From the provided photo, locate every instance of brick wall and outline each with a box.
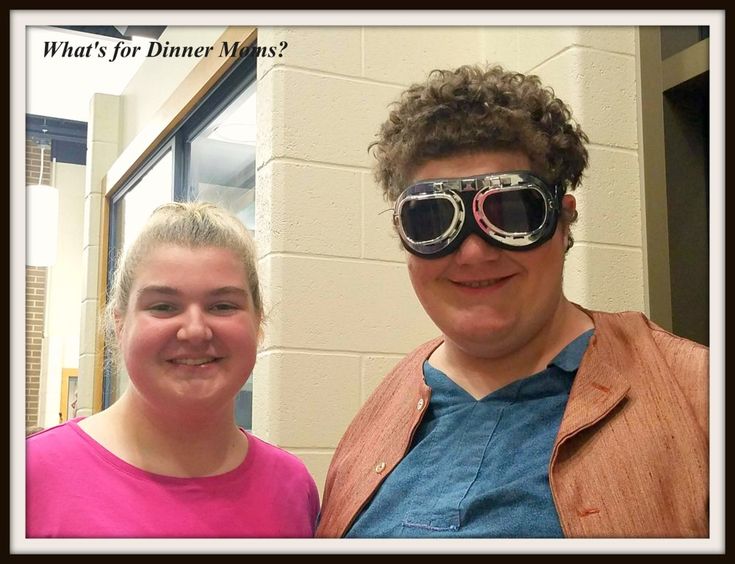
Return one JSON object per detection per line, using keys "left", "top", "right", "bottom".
{"left": 25, "top": 268, "right": 47, "bottom": 430}
{"left": 26, "top": 138, "right": 51, "bottom": 431}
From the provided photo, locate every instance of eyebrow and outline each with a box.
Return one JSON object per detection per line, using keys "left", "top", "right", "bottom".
{"left": 136, "top": 285, "right": 250, "bottom": 298}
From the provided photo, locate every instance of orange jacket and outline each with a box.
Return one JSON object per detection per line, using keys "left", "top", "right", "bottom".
{"left": 316, "top": 309, "right": 709, "bottom": 538}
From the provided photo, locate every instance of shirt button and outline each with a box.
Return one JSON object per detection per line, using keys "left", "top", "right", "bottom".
{"left": 374, "top": 461, "right": 386, "bottom": 474}
{"left": 416, "top": 398, "right": 425, "bottom": 411}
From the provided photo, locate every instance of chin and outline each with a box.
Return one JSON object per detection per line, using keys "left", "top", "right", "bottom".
{"left": 450, "top": 311, "right": 515, "bottom": 333}
{"left": 444, "top": 322, "right": 513, "bottom": 348}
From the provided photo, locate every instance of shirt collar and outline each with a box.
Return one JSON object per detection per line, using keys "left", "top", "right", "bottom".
{"left": 548, "top": 329, "right": 595, "bottom": 373}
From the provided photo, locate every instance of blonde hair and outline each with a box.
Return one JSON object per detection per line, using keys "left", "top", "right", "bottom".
{"left": 104, "top": 201, "right": 263, "bottom": 366}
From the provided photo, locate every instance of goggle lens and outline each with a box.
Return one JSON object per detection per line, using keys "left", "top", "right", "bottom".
{"left": 480, "top": 189, "right": 546, "bottom": 234}
{"left": 400, "top": 197, "right": 457, "bottom": 243}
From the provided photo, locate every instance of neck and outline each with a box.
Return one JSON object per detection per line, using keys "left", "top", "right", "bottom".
{"left": 79, "top": 391, "right": 247, "bottom": 478}
{"left": 430, "top": 297, "right": 593, "bottom": 399}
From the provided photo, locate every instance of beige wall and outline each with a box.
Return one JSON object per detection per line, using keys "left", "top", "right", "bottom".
{"left": 40, "top": 162, "right": 85, "bottom": 428}
{"left": 254, "top": 26, "right": 644, "bottom": 495}
{"left": 77, "top": 26, "right": 645, "bottom": 496}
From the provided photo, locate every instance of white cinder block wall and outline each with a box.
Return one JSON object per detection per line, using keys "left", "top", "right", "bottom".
{"left": 254, "top": 26, "right": 644, "bottom": 496}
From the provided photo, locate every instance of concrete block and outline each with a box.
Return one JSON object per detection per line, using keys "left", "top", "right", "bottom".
{"left": 258, "top": 254, "right": 437, "bottom": 353}
{"left": 254, "top": 164, "right": 274, "bottom": 257}
{"left": 262, "top": 162, "right": 362, "bottom": 257}
{"left": 481, "top": 27, "right": 522, "bottom": 70}
{"left": 515, "top": 27, "right": 636, "bottom": 72}
{"left": 76, "top": 353, "right": 97, "bottom": 416}
{"left": 85, "top": 141, "right": 119, "bottom": 196}
{"left": 78, "top": 298, "right": 101, "bottom": 356}
{"left": 251, "top": 351, "right": 361, "bottom": 448}
{"left": 572, "top": 146, "right": 642, "bottom": 248}
{"left": 535, "top": 49, "right": 639, "bottom": 150}
{"left": 363, "top": 27, "right": 485, "bottom": 86}
{"left": 262, "top": 67, "right": 408, "bottom": 168}
{"left": 88, "top": 94, "right": 121, "bottom": 145}
{"left": 82, "top": 192, "right": 103, "bottom": 249}
{"left": 257, "top": 27, "right": 362, "bottom": 79}
{"left": 564, "top": 242, "right": 645, "bottom": 312}
{"left": 361, "top": 172, "right": 405, "bottom": 262}
{"left": 362, "top": 354, "right": 404, "bottom": 402}
{"left": 80, "top": 245, "right": 100, "bottom": 303}
{"left": 254, "top": 65, "right": 278, "bottom": 171}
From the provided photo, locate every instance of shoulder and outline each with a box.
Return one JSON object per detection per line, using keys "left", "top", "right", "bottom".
{"left": 245, "top": 432, "right": 316, "bottom": 482}
{"left": 244, "top": 432, "right": 319, "bottom": 512}
{"left": 26, "top": 420, "right": 95, "bottom": 481}
{"left": 243, "top": 433, "right": 320, "bottom": 527}
{"left": 583, "top": 308, "right": 709, "bottom": 434}
{"left": 587, "top": 308, "right": 708, "bottom": 362}
{"left": 26, "top": 419, "right": 83, "bottom": 456}
{"left": 645, "top": 319, "right": 709, "bottom": 362}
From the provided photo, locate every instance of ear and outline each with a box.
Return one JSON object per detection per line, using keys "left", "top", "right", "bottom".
{"left": 561, "top": 193, "right": 577, "bottom": 216}
{"left": 113, "top": 309, "right": 125, "bottom": 341}
{"left": 560, "top": 194, "right": 577, "bottom": 249}
{"left": 254, "top": 310, "right": 266, "bottom": 346}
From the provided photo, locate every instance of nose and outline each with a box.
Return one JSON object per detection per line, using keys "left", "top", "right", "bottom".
{"left": 176, "top": 307, "right": 213, "bottom": 343}
{"left": 453, "top": 234, "right": 502, "bottom": 265}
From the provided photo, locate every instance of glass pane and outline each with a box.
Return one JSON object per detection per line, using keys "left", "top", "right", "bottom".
{"left": 188, "top": 81, "right": 257, "bottom": 430}
{"left": 115, "top": 150, "right": 174, "bottom": 254}
{"left": 107, "top": 150, "right": 173, "bottom": 405}
{"left": 188, "top": 82, "right": 256, "bottom": 234}
{"left": 234, "top": 378, "right": 253, "bottom": 431}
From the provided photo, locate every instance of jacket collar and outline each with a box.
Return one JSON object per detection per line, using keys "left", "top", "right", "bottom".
{"left": 556, "top": 308, "right": 632, "bottom": 441}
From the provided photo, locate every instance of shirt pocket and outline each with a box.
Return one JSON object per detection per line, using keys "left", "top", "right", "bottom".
{"left": 402, "top": 507, "right": 461, "bottom": 533}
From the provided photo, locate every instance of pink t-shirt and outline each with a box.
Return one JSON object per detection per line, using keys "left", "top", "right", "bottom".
{"left": 26, "top": 419, "right": 320, "bottom": 538}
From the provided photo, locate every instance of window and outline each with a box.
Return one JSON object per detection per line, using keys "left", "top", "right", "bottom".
{"left": 115, "top": 150, "right": 174, "bottom": 254}
{"left": 105, "top": 54, "right": 257, "bottom": 429}
{"left": 187, "top": 81, "right": 256, "bottom": 233}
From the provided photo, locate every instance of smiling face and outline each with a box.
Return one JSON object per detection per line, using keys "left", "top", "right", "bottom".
{"left": 116, "top": 244, "right": 260, "bottom": 418}
{"left": 405, "top": 150, "right": 574, "bottom": 360}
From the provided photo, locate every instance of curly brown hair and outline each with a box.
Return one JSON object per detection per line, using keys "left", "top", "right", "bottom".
{"left": 371, "top": 64, "right": 589, "bottom": 204}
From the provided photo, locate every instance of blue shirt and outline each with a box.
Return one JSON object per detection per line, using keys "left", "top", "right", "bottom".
{"left": 346, "top": 330, "right": 594, "bottom": 538}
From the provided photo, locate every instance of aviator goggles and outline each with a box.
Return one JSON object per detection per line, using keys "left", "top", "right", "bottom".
{"left": 393, "top": 170, "right": 562, "bottom": 258}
